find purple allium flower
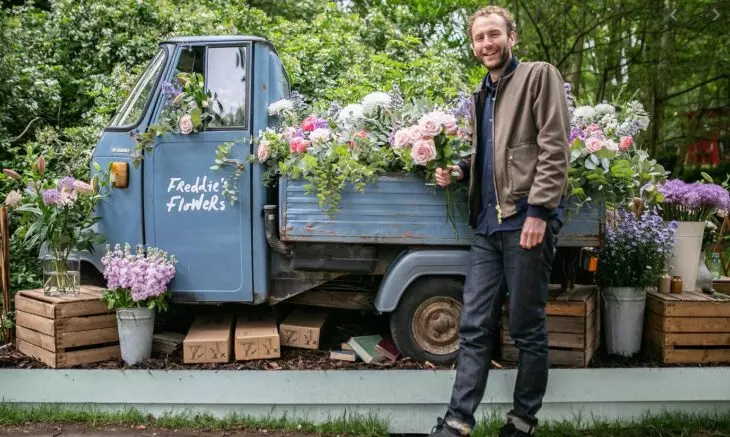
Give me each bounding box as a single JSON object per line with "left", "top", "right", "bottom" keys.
{"left": 57, "top": 176, "right": 76, "bottom": 191}
{"left": 658, "top": 179, "right": 730, "bottom": 221}
{"left": 161, "top": 81, "right": 182, "bottom": 103}
{"left": 42, "top": 189, "right": 61, "bottom": 205}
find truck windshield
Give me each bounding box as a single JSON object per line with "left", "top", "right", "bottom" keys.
{"left": 109, "top": 48, "right": 166, "bottom": 128}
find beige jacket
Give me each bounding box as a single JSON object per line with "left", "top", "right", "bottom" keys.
{"left": 465, "top": 61, "right": 570, "bottom": 227}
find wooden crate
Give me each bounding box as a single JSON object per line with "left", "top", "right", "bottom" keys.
{"left": 15, "top": 286, "right": 120, "bottom": 368}
{"left": 501, "top": 285, "right": 600, "bottom": 367}
{"left": 644, "top": 289, "right": 730, "bottom": 364}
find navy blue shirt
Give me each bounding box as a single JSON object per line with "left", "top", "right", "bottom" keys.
{"left": 474, "top": 57, "right": 562, "bottom": 237}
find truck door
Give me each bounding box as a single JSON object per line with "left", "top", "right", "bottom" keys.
{"left": 143, "top": 44, "right": 253, "bottom": 302}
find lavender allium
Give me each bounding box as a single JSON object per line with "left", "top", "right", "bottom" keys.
{"left": 57, "top": 176, "right": 76, "bottom": 191}
{"left": 658, "top": 179, "right": 730, "bottom": 221}
{"left": 449, "top": 92, "right": 472, "bottom": 122}
{"left": 42, "top": 189, "right": 61, "bottom": 205}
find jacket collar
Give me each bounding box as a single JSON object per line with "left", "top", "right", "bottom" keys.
{"left": 473, "top": 56, "right": 520, "bottom": 94}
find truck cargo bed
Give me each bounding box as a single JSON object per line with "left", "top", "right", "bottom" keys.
{"left": 279, "top": 175, "right": 603, "bottom": 247}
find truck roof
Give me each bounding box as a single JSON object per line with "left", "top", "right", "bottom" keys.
{"left": 162, "top": 35, "right": 270, "bottom": 44}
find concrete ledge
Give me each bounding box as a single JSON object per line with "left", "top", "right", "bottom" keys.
{"left": 1, "top": 368, "right": 730, "bottom": 433}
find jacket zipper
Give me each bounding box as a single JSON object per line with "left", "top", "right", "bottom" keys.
{"left": 468, "top": 93, "right": 478, "bottom": 209}
{"left": 493, "top": 80, "right": 503, "bottom": 224}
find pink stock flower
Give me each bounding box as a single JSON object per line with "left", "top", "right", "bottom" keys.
{"left": 411, "top": 139, "right": 437, "bottom": 165}
{"left": 257, "top": 140, "right": 271, "bottom": 161}
{"left": 289, "top": 137, "right": 309, "bottom": 154}
{"left": 619, "top": 136, "right": 634, "bottom": 151}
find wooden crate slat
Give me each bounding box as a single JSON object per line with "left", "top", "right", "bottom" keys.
{"left": 648, "top": 313, "right": 730, "bottom": 333}
{"left": 16, "top": 325, "right": 56, "bottom": 352}
{"left": 16, "top": 338, "right": 57, "bottom": 368}
{"left": 503, "top": 331, "right": 585, "bottom": 349}
{"left": 58, "top": 345, "right": 120, "bottom": 368}
{"left": 16, "top": 310, "right": 55, "bottom": 336}
{"left": 16, "top": 288, "right": 110, "bottom": 318}
{"left": 14, "top": 294, "right": 55, "bottom": 318}
{"left": 57, "top": 327, "right": 119, "bottom": 349}
{"left": 655, "top": 331, "right": 730, "bottom": 347}
{"left": 503, "top": 315, "right": 585, "bottom": 334}
{"left": 56, "top": 314, "right": 117, "bottom": 333}
{"left": 501, "top": 344, "right": 586, "bottom": 367}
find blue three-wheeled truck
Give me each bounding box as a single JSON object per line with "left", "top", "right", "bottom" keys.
{"left": 76, "top": 36, "right": 603, "bottom": 364}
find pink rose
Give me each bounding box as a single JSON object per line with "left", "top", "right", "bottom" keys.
{"left": 4, "top": 190, "right": 21, "bottom": 207}
{"left": 309, "top": 128, "right": 331, "bottom": 143}
{"left": 73, "top": 180, "right": 94, "bottom": 195}
{"left": 289, "top": 137, "right": 309, "bottom": 154}
{"left": 407, "top": 125, "right": 423, "bottom": 143}
{"left": 619, "top": 136, "right": 633, "bottom": 151}
{"left": 585, "top": 137, "right": 604, "bottom": 153}
{"left": 587, "top": 124, "right": 603, "bottom": 136}
{"left": 418, "top": 117, "right": 441, "bottom": 137}
{"left": 179, "top": 115, "right": 194, "bottom": 135}
{"left": 393, "top": 128, "right": 411, "bottom": 149}
{"left": 301, "top": 116, "right": 316, "bottom": 132}
{"left": 411, "top": 139, "right": 437, "bottom": 165}
{"left": 257, "top": 140, "right": 271, "bottom": 161}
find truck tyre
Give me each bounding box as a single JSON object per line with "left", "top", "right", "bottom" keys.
{"left": 389, "top": 277, "right": 463, "bottom": 365}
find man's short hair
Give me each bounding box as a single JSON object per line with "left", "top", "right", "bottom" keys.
{"left": 467, "top": 6, "right": 517, "bottom": 40}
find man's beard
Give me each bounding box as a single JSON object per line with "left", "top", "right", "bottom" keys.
{"left": 487, "top": 48, "right": 511, "bottom": 71}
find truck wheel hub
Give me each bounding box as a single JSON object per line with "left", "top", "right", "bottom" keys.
{"left": 411, "top": 296, "right": 462, "bottom": 356}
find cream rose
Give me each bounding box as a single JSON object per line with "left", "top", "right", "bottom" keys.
{"left": 179, "top": 115, "right": 194, "bottom": 135}
{"left": 411, "top": 139, "right": 437, "bottom": 165}
{"left": 309, "top": 128, "right": 331, "bottom": 144}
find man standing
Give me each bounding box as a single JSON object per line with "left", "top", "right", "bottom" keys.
{"left": 431, "top": 5, "right": 570, "bottom": 437}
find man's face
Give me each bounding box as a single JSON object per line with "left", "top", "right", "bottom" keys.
{"left": 470, "top": 14, "right": 516, "bottom": 71}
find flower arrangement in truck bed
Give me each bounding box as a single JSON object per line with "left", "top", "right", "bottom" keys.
{"left": 221, "top": 88, "right": 473, "bottom": 218}
{"left": 100, "top": 243, "right": 176, "bottom": 313}
{"left": 133, "top": 72, "right": 221, "bottom": 168}
{"left": 565, "top": 84, "right": 667, "bottom": 210}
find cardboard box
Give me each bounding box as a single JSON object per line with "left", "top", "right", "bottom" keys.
{"left": 183, "top": 313, "right": 234, "bottom": 363}
{"left": 235, "top": 317, "right": 280, "bottom": 360}
{"left": 279, "top": 309, "right": 328, "bottom": 350}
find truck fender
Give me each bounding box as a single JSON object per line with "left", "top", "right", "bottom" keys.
{"left": 374, "top": 249, "right": 470, "bottom": 313}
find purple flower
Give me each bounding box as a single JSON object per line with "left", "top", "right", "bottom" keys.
{"left": 161, "top": 81, "right": 182, "bottom": 103}
{"left": 658, "top": 179, "right": 730, "bottom": 220}
{"left": 42, "top": 189, "right": 61, "bottom": 205}
{"left": 569, "top": 127, "right": 584, "bottom": 143}
{"left": 57, "top": 176, "right": 76, "bottom": 191}
{"left": 313, "top": 118, "right": 329, "bottom": 130}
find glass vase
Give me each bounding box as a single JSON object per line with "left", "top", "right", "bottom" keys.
{"left": 43, "top": 252, "right": 80, "bottom": 296}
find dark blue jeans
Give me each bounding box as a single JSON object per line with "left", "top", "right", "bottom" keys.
{"left": 445, "top": 222, "right": 557, "bottom": 432}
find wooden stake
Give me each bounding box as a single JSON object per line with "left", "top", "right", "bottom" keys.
{"left": 0, "top": 207, "right": 11, "bottom": 342}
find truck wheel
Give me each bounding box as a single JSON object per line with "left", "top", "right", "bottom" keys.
{"left": 390, "top": 277, "right": 463, "bottom": 365}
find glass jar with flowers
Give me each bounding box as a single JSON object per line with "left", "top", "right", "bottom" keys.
{"left": 2, "top": 155, "right": 108, "bottom": 296}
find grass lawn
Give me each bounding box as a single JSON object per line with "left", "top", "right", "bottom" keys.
{"left": 0, "top": 404, "right": 729, "bottom": 436}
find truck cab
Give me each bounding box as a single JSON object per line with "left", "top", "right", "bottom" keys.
{"left": 83, "top": 36, "right": 602, "bottom": 365}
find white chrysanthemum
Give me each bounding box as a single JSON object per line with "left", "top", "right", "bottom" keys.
{"left": 337, "top": 104, "right": 365, "bottom": 124}
{"left": 267, "top": 99, "right": 294, "bottom": 116}
{"left": 573, "top": 106, "right": 596, "bottom": 120}
{"left": 594, "top": 102, "right": 615, "bottom": 115}
{"left": 361, "top": 92, "right": 392, "bottom": 114}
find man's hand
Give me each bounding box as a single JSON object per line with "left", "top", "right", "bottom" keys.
{"left": 520, "top": 217, "right": 547, "bottom": 249}
{"left": 435, "top": 165, "right": 463, "bottom": 187}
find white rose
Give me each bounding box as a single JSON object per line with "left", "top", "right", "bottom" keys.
{"left": 267, "top": 99, "right": 294, "bottom": 116}
{"left": 337, "top": 104, "right": 365, "bottom": 125}
{"left": 179, "top": 115, "right": 194, "bottom": 135}
{"left": 361, "top": 92, "right": 392, "bottom": 114}
{"left": 309, "top": 128, "right": 331, "bottom": 144}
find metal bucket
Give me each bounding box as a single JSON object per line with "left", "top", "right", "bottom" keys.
{"left": 602, "top": 287, "right": 646, "bottom": 357}
{"left": 116, "top": 307, "right": 155, "bottom": 365}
